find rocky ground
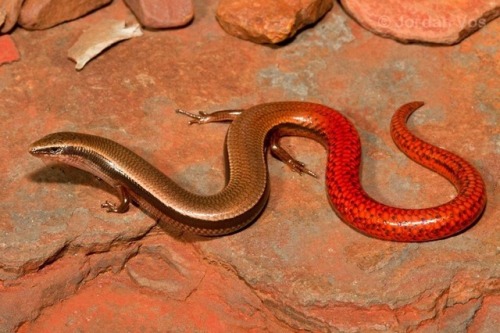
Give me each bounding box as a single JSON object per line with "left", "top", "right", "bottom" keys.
{"left": 0, "top": 0, "right": 499, "bottom": 332}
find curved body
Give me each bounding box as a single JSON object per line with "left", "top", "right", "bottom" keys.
{"left": 29, "top": 102, "right": 487, "bottom": 241}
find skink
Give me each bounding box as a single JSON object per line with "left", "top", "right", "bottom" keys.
{"left": 29, "top": 102, "right": 487, "bottom": 241}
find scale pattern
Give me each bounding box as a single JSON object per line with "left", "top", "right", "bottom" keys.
{"left": 30, "top": 102, "right": 487, "bottom": 241}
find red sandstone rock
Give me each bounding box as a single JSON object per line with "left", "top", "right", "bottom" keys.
{"left": 216, "top": 0, "right": 333, "bottom": 44}
{"left": 0, "top": 254, "right": 89, "bottom": 332}
{"left": 125, "top": 235, "right": 205, "bottom": 300}
{"left": 16, "top": 236, "right": 291, "bottom": 332}
{"left": 0, "top": 1, "right": 499, "bottom": 332}
{"left": 0, "top": 0, "right": 24, "bottom": 33}
{"left": 18, "top": 0, "right": 112, "bottom": 30}
{"left": 0, "top": 35, "right": 19, "bottom": 65}
{"left": 124, "top": 0, "right": 194, "bottom": 29}
{"left": 340, "top": 0, "right": 500, "bottom": 44}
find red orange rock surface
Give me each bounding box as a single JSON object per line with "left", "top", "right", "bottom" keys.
{"left": 0, "top": 34, "right": 19, "bottom": 64}
{"left": 341, "top": 0, "right": 500, "bottom": 44}
{"left": 18, "top": 0, "right": 112, "bottom": 30}
{"left": 216, "top": 0, "right": 333, "bottom": 43}
{"left": 124, "top": 0, "right": 194, "bottom": 29}
{"left": 0, "top": 0, "right": 499, "bottom": 331}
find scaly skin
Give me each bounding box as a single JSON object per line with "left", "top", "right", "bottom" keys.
{"left": 29, "top": 102, "right": 487, "bottom": 241}
{"left": 327, "top": 101, "right": 486, "bottom": 241}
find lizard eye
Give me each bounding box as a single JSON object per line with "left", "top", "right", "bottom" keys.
{"left": 49, "top": 147, "right": 63, "bottom": 155}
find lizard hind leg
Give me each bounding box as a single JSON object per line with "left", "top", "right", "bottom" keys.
{"left": 176, "top": 109, "right": 244, "bottom": 125}
{"left": 269, "top": 131, "right": 318, "bottom": 178}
